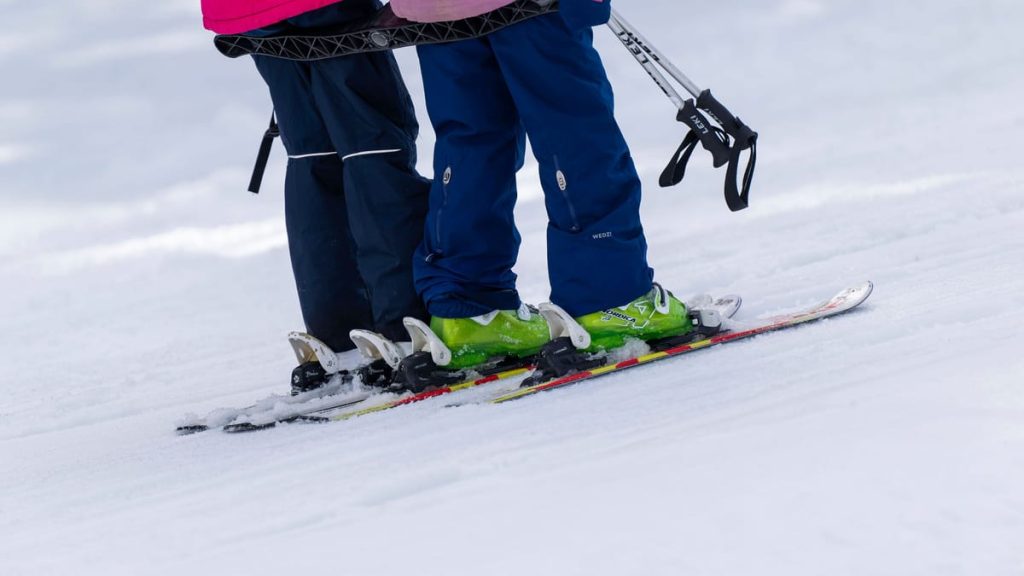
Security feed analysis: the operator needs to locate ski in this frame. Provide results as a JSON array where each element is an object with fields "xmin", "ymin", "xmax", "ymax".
[
  {"xmin": 183, "ymin": 293, "xmax": 742, "ymax": 434},
  {"xmin": 213, "ymin": 0, "xmax": 557, "ymax": 61},
  {"xmin": 223, "ymin": 364, "xmax": 535, "ymax": 432},
  {"xmin": 304, "ymin": 294, "xmax": 743, "ymax": 425},
  {"xmin": 175, "ymin": 384, "xmax": 371, "ymax": 435},
  {"xmin": 488, "ymin": 282, "xmax": 873, "ymax": 404},
  {"xmin": 216, "ymin": 294, "xmax": 743, "ymax": 432}
]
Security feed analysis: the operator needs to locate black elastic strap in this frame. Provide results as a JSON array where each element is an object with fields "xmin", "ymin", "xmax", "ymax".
[
  {"xmin": 724, "ymin": 135, "xmax": 756, "ymax": 212},
  {"xmin": 659, "ymin": 107, "xmax": 730, "ymax": 187},
  {"xmin": 659, "ymin": 91, "xmax": 758, "ymax": 212},
  {"xmin": 248, "ymin": 112, "xmax": 280, "ymax": 194},
  {"xmin": 658, "ymin": 130, "xmax": 699, "ymax": 188}
]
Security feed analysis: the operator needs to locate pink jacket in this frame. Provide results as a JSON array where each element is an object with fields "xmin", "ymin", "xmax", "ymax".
[
  {"xmin": 201, "ymin": 0, "xmax": 343, "ymax": 34},
  {"xmin": 389, "ymin": 0, "xmax": 514, "ymax": 23}
]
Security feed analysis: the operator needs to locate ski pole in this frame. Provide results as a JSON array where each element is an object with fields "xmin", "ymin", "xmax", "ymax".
[
  {"xmin": 608, "ymin": 11, "xmax": 703, "ymax": 98},
  {"xmin": 607, "ymin": 9, "xmax": 758, "ymax": 212},
  {"xmin": 606, "ymin": 14, "xmax": 690, "ymax": 110}
]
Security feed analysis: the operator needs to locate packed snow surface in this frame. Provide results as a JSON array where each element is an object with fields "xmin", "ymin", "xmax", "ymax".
[{"xmin": 2, "ymin": 1, "xmax": 1023, "ymax": 574}]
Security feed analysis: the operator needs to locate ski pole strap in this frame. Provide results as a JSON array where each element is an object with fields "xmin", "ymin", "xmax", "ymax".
[
  {"xmin": 248, "ymin": 112, "xmax": 280, "ymax": 194},
  {"xmin": 659, "ymin": 89, "xmax": 758, "ymax": 212}
]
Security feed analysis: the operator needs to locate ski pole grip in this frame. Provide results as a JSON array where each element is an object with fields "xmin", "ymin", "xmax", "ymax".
[
  {"xmin": 676, "ymin": 100, "xmax": 731, "ymax": 168},
  {"xmin": 662, "ymin": 91, "xmax": 758, "ymax": 212},
  {"xmin": 694, "ymin": 90, "xmax": 758, "ymax": 212},
  {"xmin": 696, "ymin": 89, "xmax": 757, "ymax": 151}
]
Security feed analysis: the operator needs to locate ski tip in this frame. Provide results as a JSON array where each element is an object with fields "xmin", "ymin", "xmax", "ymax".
[
  {"xmin": 847, "ymin": 280, "xmax": 874, "ymax": 303},
  {"xmin": 818, "ymin": 281, "xmax": 874, "ymax": 316}
]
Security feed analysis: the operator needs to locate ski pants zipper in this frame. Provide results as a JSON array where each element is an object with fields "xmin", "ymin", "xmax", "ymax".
[{"xmin": 553, "ymin": 155, "xmax": 581, "ymax": 232}]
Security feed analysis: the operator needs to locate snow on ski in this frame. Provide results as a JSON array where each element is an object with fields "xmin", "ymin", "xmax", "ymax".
[
  {"xmin": 175, "ymin": 384, "xmax": 370, "ymax": 435},
  {"xmin": 489, "ymin": 282, "xmax": 873, "ymax": 404},
  {"xmin": 221, "ymin": 365, "xmax": 535, "ymax": 433}
]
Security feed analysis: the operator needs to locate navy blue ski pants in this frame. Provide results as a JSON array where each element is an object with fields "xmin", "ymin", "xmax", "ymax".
[
  {"xmin": 413, "ymin": 13, "xmax": 654, "ymax": 319},
  {"xmin": 251, "ymin": 0, "xmax": 429, "ymax": 350}
]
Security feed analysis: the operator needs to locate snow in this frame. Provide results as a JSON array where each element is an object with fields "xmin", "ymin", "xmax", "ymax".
[{"xmin": 2, "ymin": 1, "xmax": 1023, "ymax": 574}]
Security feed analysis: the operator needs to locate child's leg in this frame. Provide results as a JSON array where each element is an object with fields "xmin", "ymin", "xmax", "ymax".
[
  {"xmin": 253, "ymin": 56, "xmax": 373, "ymax": 352},
  {"xmin": 413, "ymin": 38, "xmax": 527, "ymax": 318},
  {"xmin": 310, "ymin": 50, "xmax": 431, "ymax": 341},
  {"xmin": 488, "ymin": 14, "xmax": 655, "ymax": 318}
]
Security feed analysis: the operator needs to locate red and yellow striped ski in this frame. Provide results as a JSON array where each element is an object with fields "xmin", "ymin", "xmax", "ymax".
[
  {"xmin": 220, "ymin": 282, "xmax": 870, "ymax": 432},
  {"xmin": 221, "ymin": 364, "xmax": 533, "ymax": 432},
  {"xmin": 324, "ymin": 366, "xmax": 533, "ymax": 422},
  {"xmin": 490, "ymin": 282, "xmax": 874, "ymax": 404}
]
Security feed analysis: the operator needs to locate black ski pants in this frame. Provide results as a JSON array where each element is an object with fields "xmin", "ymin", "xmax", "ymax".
[{"xmin": 251, "ymin": 0, "xmax": 429, "ymax": 350}]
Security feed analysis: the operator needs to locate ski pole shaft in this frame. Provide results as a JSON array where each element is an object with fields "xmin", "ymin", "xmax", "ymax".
[
  {"xmin": 606, "ymin": 14, "xmax": 688, "ymax": 111},
  {"xmin": 608, "ymin": 10, "xmax": 703, "ymax": 99}
]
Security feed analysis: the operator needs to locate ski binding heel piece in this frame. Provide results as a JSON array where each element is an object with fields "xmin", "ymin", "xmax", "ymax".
[
  {"xmin": 521, "ymin": 337, "xmax": 606, "ymax": 388},
  {"xmin": 403, "ymin": 317, "xmax": 453, "ymax": 367},
  {"xmin": 538, "ymin": 302, "xmax": 591, "ymax": 349},
  {"xmin": 290, "ymin": 361, "xmax": 331, "ymax": 395},
  {"xmin": 288, "ymin": 331, "xmax": 343, "ymax": 375},
  {"xmin": 391, "ymin": 352, "xmax": 466, "ymax": 394},
  {"xmin": 520, "ymin": 303, "xmax": 601, "ymax": 387},
  {"xmin": 353, "ymin": 359, "xmax": 395, "ymax": 389},
  {"xmin": 349, "ymin": 329, "xmax": 406, "ymax": 370}
]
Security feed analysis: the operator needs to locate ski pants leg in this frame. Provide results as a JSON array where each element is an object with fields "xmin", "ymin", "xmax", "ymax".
[
  {"xmin": 414, "ymin": 13, "xmax": 653, "ymax": 318},
  {"xmin": 412, "ymin": 37, "xmax": 527, "ymax": 318},
  {"xmin": 252, "ymin": 3, "xmax": 429, "ymax": 349}
]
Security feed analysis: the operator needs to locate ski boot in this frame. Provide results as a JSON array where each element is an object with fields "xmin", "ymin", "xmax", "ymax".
[
  {"xmin": 575, "ymin": 283, "xmax": 723, "ymax": 352},
  {"xmin": 521, "ymin": 284, "xmax": 724, "ymax": 386},
  {"xmin": 390, "ymin": 304, "xmax": 551, "ymax": 393}
]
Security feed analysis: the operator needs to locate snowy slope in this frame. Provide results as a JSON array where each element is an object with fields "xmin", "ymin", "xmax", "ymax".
[{"xmin": 2, "ymin": 1, "xmax": 1024, "ymax": 574}]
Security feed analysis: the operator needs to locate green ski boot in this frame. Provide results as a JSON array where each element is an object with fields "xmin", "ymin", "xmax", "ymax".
[
  {"xmin": 575, "ymin": 283, "xmax": 695, "ymax": 352},
  {"xmin": 428, "ymin": 305, "xmax": 551, "ymax": 370}
]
